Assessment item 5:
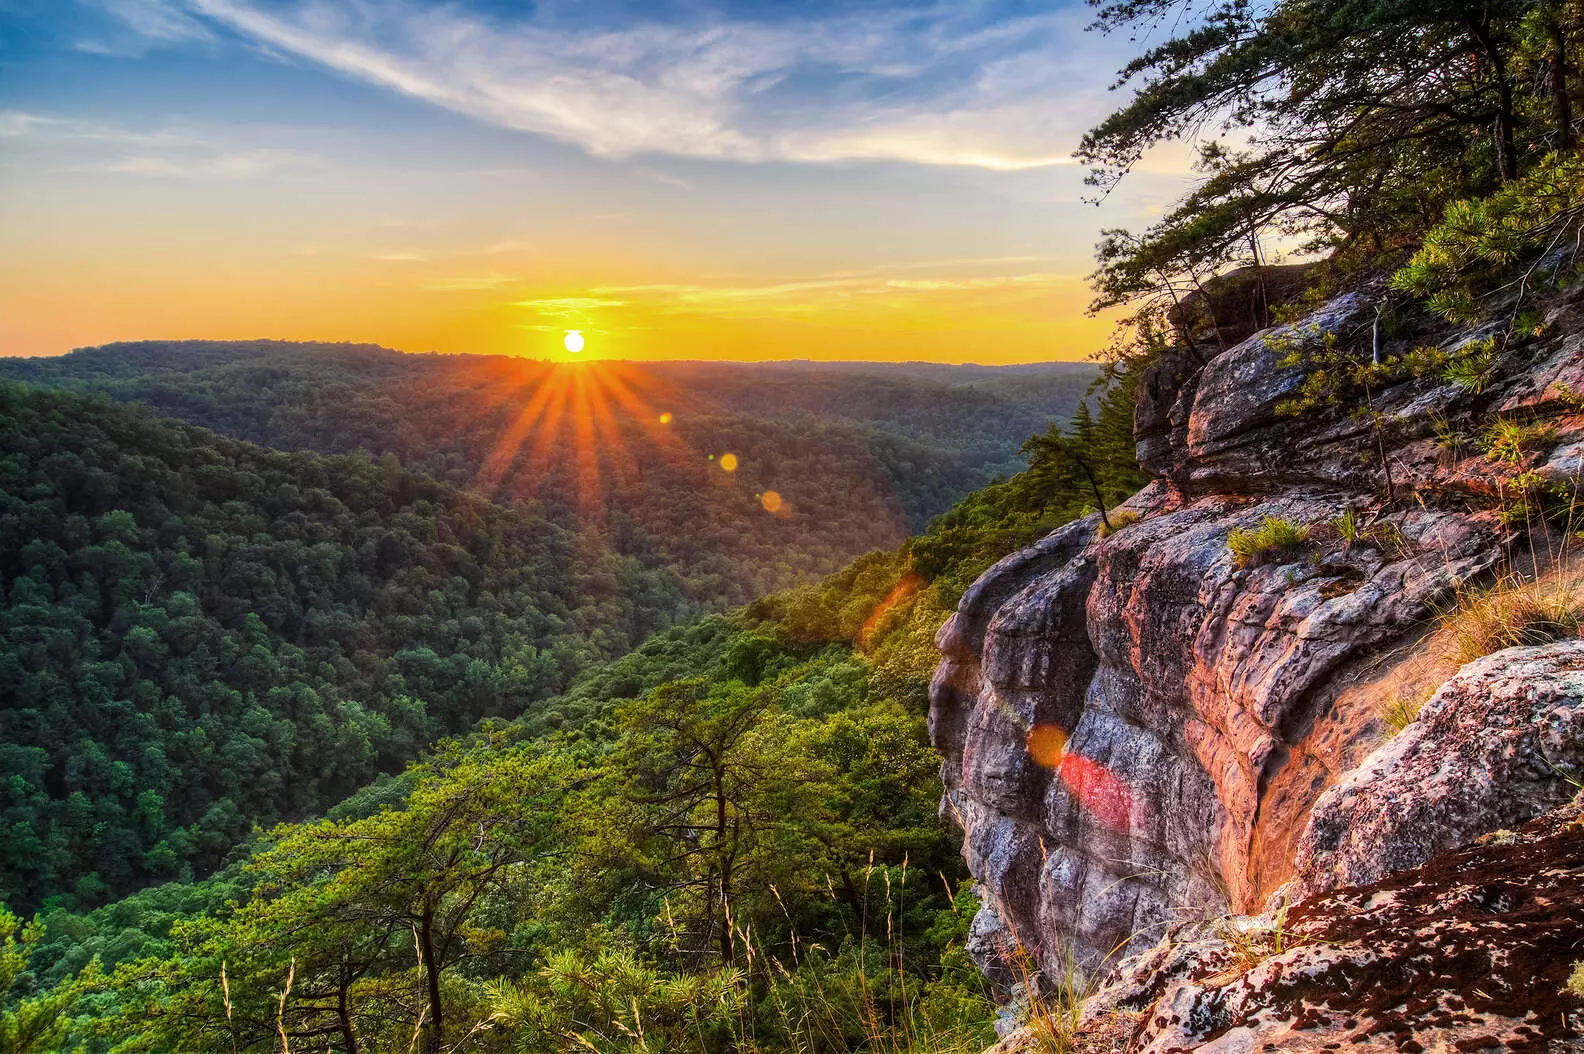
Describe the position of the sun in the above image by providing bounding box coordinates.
[563,330,585,353]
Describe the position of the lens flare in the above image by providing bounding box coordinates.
[1026,724,1069,767]
[659,412,672,424]
[759,490,782,512]
[719,453,739,472]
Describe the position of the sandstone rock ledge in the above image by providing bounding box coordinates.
[1001,794,1584,1053]
[935,282,1584,1050]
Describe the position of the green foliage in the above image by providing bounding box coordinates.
[1227,516,1310,568]
[0,381,678,911]
[1392,154,1584,323]
[1331,508,1361,546]
[10,364,1150,1054]
[1482,417,1558,465]
[1080,0,1584,355]
[0,343,1095,606]
[908,367,1149,603]
[0,903,81,1054]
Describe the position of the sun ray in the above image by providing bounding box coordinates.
[474,366,563,494]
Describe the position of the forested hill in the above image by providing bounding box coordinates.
[3,366,1147,1054]
[0,343,1095,604]
[0,381,685,910]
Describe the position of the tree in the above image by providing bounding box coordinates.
[1078,0,1583,337]
[0,905,79,1054]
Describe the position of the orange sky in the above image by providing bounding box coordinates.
[0,0,1190,364]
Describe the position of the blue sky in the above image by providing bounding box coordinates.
[0,0,1191,361]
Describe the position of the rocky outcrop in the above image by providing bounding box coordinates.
[1061,796,1584,1052]
[931,283,1584,998]
[1292,640,1584,898]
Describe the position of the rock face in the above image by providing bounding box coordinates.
[1292,640,1584,898]
[1068,797,1584,1053]
[931,284,1584,987]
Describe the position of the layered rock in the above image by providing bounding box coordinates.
[1062,796,1584,1053]
[931,285,1584,986]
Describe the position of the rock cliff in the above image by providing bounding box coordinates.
[932,281,1584,1044]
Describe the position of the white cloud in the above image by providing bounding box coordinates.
[100,147,318,178]
[100,0,1128,171]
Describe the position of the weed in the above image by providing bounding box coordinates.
[1228,516,1310,569]
[1206,904,1314,986]
[1098,509,1141,539]
[1482,417,1557,465]
[1332,508,1361,546]
[1568,961,1584,998]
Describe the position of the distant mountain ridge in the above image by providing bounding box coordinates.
[1,341,1096,604]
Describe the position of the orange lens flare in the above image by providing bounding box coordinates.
[858,572,924,649]
[719,452,739,472]
[1026,724,1069,767]
[659,412,672,424]
[759,490,783,513]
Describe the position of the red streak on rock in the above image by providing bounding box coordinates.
[1058,754,1136,831]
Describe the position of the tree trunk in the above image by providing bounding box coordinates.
[714,768,735,965]
[1548,20,1576,151]
[337,963,359,1054]
[418,904,444,1054]
[1468,13,1519,180]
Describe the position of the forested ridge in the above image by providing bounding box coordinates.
[0,344,1096,605]
[0,381,687,912]
[0,365,1147,1054]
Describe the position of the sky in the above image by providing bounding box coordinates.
[0,0,1193,363]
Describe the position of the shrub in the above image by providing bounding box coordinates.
[1228,516,1310,568]
[1391,153,1584,324]
[1482,417,1556,465]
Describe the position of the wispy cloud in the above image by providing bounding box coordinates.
[430,272,519,291]
[100,147,318,179]
[577,265,1087,323]
[97,0,1124,171]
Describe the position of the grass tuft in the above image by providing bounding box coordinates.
[1379,687,1432,735]
[1228,516,1310,569]
[1441,571,1584,664]
[1098,509,1142,539]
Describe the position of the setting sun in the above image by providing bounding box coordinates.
[563,330,585,353]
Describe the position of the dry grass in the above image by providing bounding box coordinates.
[1378,686,1433,735]
[1441,570,1584,664]
[1097,509,1142,540]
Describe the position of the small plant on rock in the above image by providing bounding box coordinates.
[1228,516,1310,568]
[1379,687,1433,735]
[1441,571,1584,664]
[1098,508,1142,539]
[1332,508,1361,547]
[1482,416,1557,465]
